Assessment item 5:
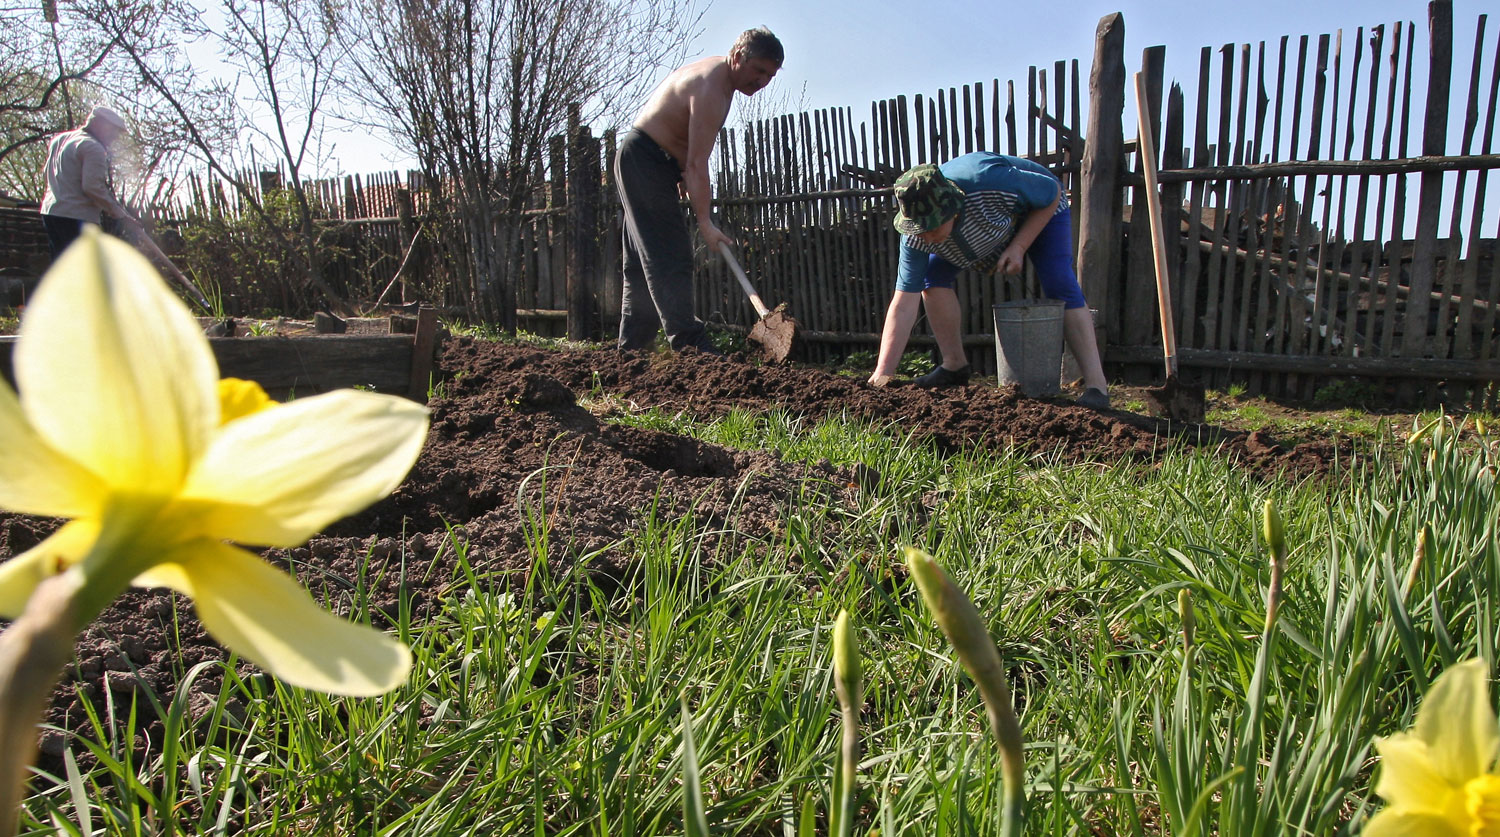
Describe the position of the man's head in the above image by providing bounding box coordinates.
[892,164,964,240]
[83,106,128,145]
[728,27,782,96]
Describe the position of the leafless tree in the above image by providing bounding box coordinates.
[334,0,701,327]
[79,0,359,311]
[0,0,130,198]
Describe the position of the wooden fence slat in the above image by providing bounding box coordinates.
[1403,3,1453,385]
[1377,21,1413,352]
[1187,47,1216,356]
[1006,81,1018,155]
[1471,21,1500,378]
[1447,15,1489,371]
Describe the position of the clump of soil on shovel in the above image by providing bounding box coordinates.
[2,339,1343,781]
[748,304,799,363]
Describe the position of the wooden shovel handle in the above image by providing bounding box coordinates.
[1134,71,1178,379]
[718,241,772,319]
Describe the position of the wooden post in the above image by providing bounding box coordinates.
[1077,12,1126,351]
[1402,1,1452,368]
[566,104,601,342]
[407,306,440,400]
[395,187,416,305]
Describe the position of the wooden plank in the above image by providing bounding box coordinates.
[1076,12,1126,348]
[1027,68,1037,157]
[1038,71,1050,169]
[1007,80,1018,155]
[1381,21,1417,353]
[1281,34,1328,377]
[1186,48,1215,354]
[1448,16,1490,368]
[948,86,960,160]
[962,83,974,155]
[974,80,986,152]
[407,307,439,399]
[935,89,949,161]
[993,79,1003,154]
[1345,24,1385,361]
[1055,59,1068,168]
[1473,22,1500,375]
[1162,84,1190,346]
[914,93,927,164]
[1105,343,1500,381]
[0,331,414,395]
[1403,3,1453,371]
[1209,44,1239,360]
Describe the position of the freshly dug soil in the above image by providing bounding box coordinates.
[2,339,1342,780]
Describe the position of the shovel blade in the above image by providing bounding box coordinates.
[748,305,799,363]
[1142,375,1206,423]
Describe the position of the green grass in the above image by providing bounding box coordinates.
[19,409,1499,835]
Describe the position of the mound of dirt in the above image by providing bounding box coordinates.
[3,338,1342,781]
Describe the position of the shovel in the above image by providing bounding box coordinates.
[1134,72,1205,423]
[128,224,214,312]
[718,241,799,362]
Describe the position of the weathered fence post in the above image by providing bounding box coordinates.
[566,104,602,342]
[395,187,416,305]
[600,128,621,331]
[1402,0,1452,376]
[1077,12,1126,354]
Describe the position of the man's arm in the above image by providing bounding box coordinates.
[869,291,922,385]
[683,82,733,251]
[995,193,1060,275]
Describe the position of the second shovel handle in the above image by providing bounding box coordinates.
[718,241,772,319]
[1134,72,1178,378]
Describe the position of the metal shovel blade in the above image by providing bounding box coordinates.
[719,242,799,363]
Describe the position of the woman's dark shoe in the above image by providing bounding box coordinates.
[1076,387,1111,410]
[914,364,972,388]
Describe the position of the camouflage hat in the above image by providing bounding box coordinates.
[892,164,964,235]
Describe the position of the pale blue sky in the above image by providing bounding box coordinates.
[685,0,1488,142]
[317,0,1492,174]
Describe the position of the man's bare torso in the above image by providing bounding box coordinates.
[633,55,732,165]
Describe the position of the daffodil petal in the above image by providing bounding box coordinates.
[0,520,100,618]
[135,540,411,696]
[1375,734,1461,814]
[178,390,428,546]
[0,380,106,518]
[1360,809,1464,837]
[16,230,218,494]
[1414,659,1500,784]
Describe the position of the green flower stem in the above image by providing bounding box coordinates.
[904,548,1025,837]
[831,610,861,837]
[0,572,81,837]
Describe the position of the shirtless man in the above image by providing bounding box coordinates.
[615,27,782,352]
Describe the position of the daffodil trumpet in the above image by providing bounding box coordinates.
[0,229,430,831]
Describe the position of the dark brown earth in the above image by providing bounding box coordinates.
[2,338,1347,781]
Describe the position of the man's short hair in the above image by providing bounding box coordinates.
[731,27,783,65]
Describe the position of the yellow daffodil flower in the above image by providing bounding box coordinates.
[0,230,429,696]
[1364,658,1500,836]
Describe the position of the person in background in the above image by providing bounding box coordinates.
[615,27,783,353]
[868,152,1111,409]
[38,106,144,257]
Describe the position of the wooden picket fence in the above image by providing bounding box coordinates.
[1105,8,1500,406]
[6,9,1497,405]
